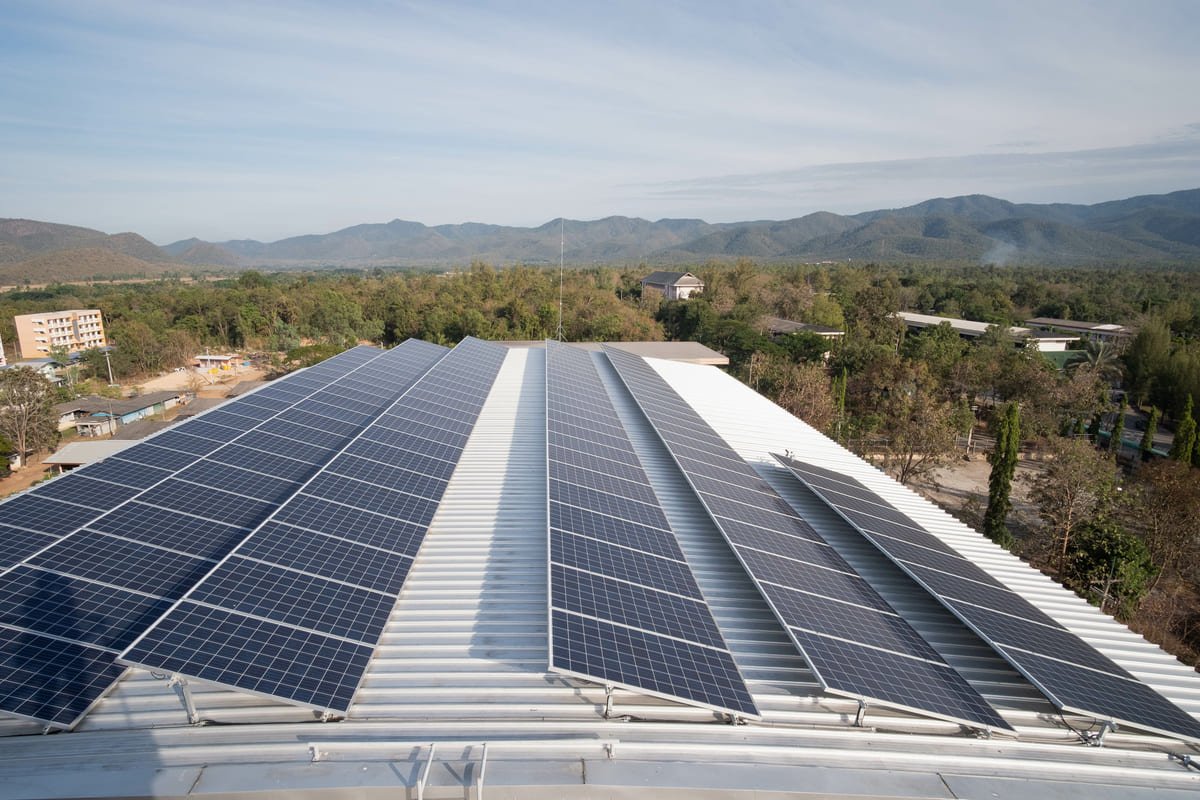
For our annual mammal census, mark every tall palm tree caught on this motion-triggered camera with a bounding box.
[1066,339,1123,385]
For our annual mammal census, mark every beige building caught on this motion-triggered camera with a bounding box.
[13,309,107,358]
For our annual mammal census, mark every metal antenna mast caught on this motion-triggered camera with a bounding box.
[555,217,565,341]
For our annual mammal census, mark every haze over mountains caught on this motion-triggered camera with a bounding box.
[3,189,1199,281]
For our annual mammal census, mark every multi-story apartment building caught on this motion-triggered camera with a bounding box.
[13,309,107,359]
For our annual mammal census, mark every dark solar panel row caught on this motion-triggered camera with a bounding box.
[545,341,757,718]
[0,340,447,728]
[120,337,508,715]
[603,345,1011,732]
[776,455,1200,744]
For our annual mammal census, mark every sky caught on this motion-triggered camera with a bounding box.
[2,0,1199,244]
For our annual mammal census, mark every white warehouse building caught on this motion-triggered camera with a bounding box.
[0,338,1197,800]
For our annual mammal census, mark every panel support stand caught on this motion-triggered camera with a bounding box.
[417,743,436,800]
[604,685,615,719]
[1089,720,1115,747]
[854,700,867,728]
[476,742,489,800]
[169,674,199,725]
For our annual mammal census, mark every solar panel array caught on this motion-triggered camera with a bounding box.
[776,455,1200,744]
[603,346,1011,731]
[545,342,757,717]
[0,340,449,728]
[120,337,508,714]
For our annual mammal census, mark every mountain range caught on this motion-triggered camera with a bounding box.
[3,189,1199,281]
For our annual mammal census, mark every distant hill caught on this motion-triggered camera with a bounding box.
[0,247,186,286]
[0,219,172,263]
[7,187,1200,271]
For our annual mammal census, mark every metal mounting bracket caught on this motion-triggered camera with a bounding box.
[854,700,868,728]
[168,674,199,725]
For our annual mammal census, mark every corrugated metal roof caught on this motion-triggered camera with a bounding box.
[2,343,1198,799]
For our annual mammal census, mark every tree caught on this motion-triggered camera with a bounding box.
[1109,396,1127,454]
[1065,339,1123,385]
[877,364,959,486]
[1168,394,1196,464]
[1064,518,1156,618]
[759,356,837,433]
[1140,406,1160,461]
[983,402,1020,548]
[1120,461,1200,588]
[1026,437,1116,573]
[1123,318,1171,406]
[0,368,60,466]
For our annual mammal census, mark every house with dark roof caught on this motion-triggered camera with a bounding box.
[641,270,705,300]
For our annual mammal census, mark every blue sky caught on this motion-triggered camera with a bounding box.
[2,1,1198,243]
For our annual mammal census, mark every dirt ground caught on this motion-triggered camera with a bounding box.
[916,453,1043,534]
[135,365,268,394]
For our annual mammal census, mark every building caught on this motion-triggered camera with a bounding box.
[896,312,1077,352]
[1,357,65,385]
[896,310,1029,340]
[52,390,186,436]
[641,270,705,300]
[13,308,107,359]
[1025,317,1133,345]
[0,339,1198,798]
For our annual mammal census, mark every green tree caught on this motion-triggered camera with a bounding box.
[1026,437,1117,573]
[983,402,1020,548]
[1140,406,1160,461]
[1168,394,1196,464]
[1109,396,1127,454]
[1065,339,1123,385]
[1123,318,1171,406]
[1065,518,1156,618]
[0,368,60,465]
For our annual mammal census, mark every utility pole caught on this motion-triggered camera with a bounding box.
[104,349,116,387]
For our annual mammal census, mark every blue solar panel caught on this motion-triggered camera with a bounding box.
[0,340,447,728]
[121,337,506,715]
[546,341,757,718]
[603,345,1009,732]
[777,454,1200,744]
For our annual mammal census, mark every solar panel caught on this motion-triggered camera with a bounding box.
[545,341,757,718]
[0,340,447,728]
[120,337,507,715]
[776,454,1200,744]
[603,346,1009,732]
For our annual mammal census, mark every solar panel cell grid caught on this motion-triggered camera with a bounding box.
[0,526,58,567]
[0,567,171,650]
[271,495,427,556]
[88,504,250,560]
[234,431,335,465]
[553,564,726,649]
[240,523,413,594]
[189,559,397,642]
[147,430,227,457]
[116,443,210,472]
[121,603,373,712]
[604,345,1010,731]
[789,629,1010,729]
[0,628,128,726]
[137,480,278,529]
[736,547,892,612]
[550,530,700,598]
[118,338,501,715]
[80,458,174,490]
[27,530,213,599]
[552,610,758,716]
[550,503,681,560]
[29,475,142,508]
[174,462,301,504]
[304,473,440,526]
[0,495,103,542]
[776,454,1200,743]
[201,445,319,483]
